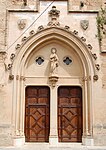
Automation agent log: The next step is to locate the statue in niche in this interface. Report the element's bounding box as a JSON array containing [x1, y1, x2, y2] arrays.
[[49, 48, 59, 77]]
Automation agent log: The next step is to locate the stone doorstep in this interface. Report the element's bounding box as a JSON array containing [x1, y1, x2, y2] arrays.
[[0, 144, 106, 150]]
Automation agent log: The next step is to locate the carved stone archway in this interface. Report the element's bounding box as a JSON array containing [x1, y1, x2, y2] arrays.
[[11, 26, 97, 146]]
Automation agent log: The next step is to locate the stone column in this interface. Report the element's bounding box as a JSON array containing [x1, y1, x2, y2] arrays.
[[82, 77, 94, 146], [49, 86, 58, 145], [19, 76, 26, 140]]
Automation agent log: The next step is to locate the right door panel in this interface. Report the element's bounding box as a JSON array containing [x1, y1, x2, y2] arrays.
[[58, 86, 82, 142]]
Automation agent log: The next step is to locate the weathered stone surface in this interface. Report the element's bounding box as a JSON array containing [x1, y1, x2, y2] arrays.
[[68, 0, 102, 11]]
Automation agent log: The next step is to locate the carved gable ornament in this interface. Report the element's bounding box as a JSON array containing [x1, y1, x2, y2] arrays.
[[48, 6, 60, 26], [17, 19, 27, 30], [80, 20, 89, 30]]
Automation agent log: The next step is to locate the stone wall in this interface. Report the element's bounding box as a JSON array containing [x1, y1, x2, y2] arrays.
[[0, 0, 105, 49]]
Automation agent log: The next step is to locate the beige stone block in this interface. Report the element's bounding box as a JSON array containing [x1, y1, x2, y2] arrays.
[[101, 38, 106, 52], [0, 124, 12, 146], [94, 134, 106, 146], [68, 0, 102, 11], [101, 63, 106, 74], [102, 75, 106, 89]]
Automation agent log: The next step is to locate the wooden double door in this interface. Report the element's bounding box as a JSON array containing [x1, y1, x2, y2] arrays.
[[25, 86, 82, 142]]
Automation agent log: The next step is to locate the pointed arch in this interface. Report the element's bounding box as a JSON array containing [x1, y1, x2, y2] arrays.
[[12, 26, 95, 145], [13, 27, 95, 77]]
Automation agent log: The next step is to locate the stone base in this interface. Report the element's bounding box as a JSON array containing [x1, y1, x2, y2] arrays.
[[82, 136, 94, 146], [49, 135, 58, 146], [13, 136, 25, 146]]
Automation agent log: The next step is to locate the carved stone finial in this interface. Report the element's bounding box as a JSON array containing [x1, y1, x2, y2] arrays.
[[49, 6, 60, 17], [48, 6, 60, 26]]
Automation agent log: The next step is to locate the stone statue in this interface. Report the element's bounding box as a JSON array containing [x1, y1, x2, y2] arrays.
[[50, 48, 59, 77]]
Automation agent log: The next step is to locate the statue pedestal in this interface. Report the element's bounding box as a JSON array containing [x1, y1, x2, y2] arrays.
[[49, 75, 58, 87]]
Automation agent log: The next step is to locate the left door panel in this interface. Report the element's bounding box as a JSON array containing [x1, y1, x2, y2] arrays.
[[25, 86, 50, 142]]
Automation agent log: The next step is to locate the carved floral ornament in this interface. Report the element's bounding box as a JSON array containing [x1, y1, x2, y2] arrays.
[[7, 6, 100, 82]]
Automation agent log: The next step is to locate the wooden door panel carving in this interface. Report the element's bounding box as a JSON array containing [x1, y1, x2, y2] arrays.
[[25, 86, 50, 142], [58, 86, 82, 142]]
